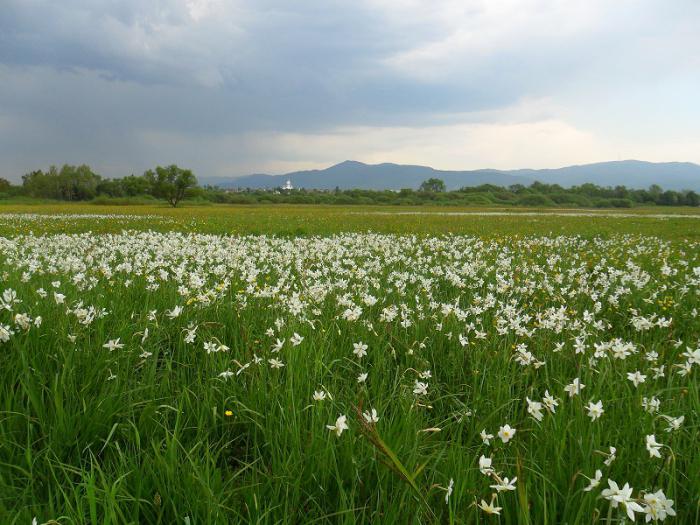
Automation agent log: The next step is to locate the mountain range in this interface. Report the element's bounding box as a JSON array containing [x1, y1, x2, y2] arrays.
[[204, 160, 700, 191]]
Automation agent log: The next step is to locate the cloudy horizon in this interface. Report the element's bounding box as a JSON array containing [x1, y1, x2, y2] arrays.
[[1, 0, 699, 182]]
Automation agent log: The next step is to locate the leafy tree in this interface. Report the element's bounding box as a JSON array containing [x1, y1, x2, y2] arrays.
[[121, 174, 153, 197], [659, 190, 679, 206], [419, 178, 446, 192], [0, 177, 11, 193], [22, 164, 100, 200], [684, 191, 700, 207], [144, 165, 197, 207]]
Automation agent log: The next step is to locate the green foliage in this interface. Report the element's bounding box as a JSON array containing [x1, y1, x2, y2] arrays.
[[144, 165, 197, 207], [0, 227, 697, 523], [4, 166, 699, 208], [22, 164, 101, 200], [419, 177, 446, 192]]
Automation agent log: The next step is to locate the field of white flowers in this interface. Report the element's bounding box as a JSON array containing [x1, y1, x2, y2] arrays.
[[1, 226, 698, 523]]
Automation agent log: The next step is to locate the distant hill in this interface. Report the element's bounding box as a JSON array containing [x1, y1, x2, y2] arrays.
[[205, 160, 700, 191]]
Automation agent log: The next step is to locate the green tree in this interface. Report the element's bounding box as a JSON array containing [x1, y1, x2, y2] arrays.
[[21, 164, 101, 200], [145, 165, 197, 207], [419, 178, 446, 192], [121, 174, 154, 196], [0, 177, 11, 193], [684, 191, 700, 207]]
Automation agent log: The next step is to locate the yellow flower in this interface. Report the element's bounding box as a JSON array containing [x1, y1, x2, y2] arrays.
[[225, 410, 233, 417]]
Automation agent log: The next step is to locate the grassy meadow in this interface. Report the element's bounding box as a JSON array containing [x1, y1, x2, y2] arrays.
[[1, 202, 700, 238], [0, 204, 698, 524]]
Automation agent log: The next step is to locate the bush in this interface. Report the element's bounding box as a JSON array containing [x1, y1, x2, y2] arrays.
[[516, 194, 556, 207], [609, 198, 633, 208]]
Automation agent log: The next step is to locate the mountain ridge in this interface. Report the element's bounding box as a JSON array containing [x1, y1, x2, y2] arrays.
[[203, 160, 700, 191]]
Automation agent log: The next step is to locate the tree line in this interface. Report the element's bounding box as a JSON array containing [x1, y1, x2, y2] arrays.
[[0, 165, 197, 207], [0, 166, 698, 208]]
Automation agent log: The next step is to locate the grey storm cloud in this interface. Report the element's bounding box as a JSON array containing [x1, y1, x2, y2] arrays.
[[1, 0, 699, 180]]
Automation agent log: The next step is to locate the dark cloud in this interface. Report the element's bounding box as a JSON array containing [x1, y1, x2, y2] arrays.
[[1, 1, 698, 180]]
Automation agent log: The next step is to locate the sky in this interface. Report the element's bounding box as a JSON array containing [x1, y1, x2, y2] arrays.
[[1, 0, 699, 182]]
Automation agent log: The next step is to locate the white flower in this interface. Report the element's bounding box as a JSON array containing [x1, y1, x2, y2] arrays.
[[479, 455, 494, 475], [603, 446, 617, 466], [583, 469, 602, 492], [362, 408, 379, 424], [542, 390, 559, 413], [0, 324, 14, 343], [413, 380, 428, 396], [444, 478, 454, 504], [102, 338, 124, 352], [642, 396, 660, 414], [477, 499, 502, 515], [564, 377, 585, 397], [480, 429, 494, 446], [627, 370, 647, 387], [353, 341, 368, 358], [645, 434, 663, 458], [649, 364, 665, 379], [498, 424, 516, 444], [290, 333, 304, 346], [643, 489, 676, 522], [312, 390, 327, 401], [218, 370, 234, 380], [586, 400, 604, 421], [268, 358, 285, 369], [357, 372, 368, 383], [166, 305, 183, 319], [601, 479, 644, 521], [662, 415, 684, 432], [271, 338, 285, 353], [326, 414, 348, 437], [526, 397, 544, 421], [490, 476, 517, 492]]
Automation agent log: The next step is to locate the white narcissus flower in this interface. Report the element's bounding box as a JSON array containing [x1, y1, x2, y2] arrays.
[[479, 455, 494, 476], [480, 429, 494, 446], [583, 469, 602, 492], [362, 408, 379, 424], [663, 415, 684, 432], [526, 397, 544, 421], [490, 476, 517, 492], [645, 434, 663, 458], [601, 480, 644, 521], [477, 499, 502, 515], [498, 424, 516, 444], [627, 370, 647, 387], [444, 478, 454, 504], [603, 446, 617, 466], [353, 341, 368, 358], [326, 414, 348, 437], [413, 381, 428, 395], [166, 305, 182, 318], [586, 400, 604, 421], [542, 390, 559, 413], [102, 338, 124, 352], [643, 489, 676, 522], [268, 358, 285, 369], [564, 377, 585, 397]]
